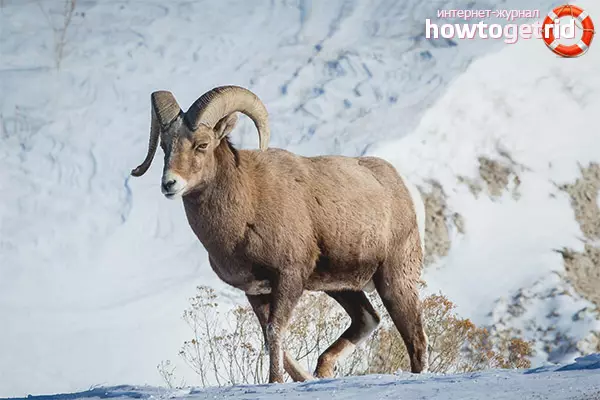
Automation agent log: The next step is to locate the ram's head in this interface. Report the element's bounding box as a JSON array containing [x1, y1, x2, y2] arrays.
[[131, 86, 270, 199]]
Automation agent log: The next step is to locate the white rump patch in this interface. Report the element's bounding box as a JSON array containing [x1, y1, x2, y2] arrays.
[[398, 173, 426, 255]]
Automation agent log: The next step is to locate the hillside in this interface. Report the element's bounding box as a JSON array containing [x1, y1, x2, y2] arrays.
[[1, 0, 599, 397]]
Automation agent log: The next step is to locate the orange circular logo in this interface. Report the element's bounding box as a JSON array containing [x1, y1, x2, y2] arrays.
[[542, 4, 595, 57]]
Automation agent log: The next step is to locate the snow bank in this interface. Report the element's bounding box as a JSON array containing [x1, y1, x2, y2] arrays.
[[5, 356, 600, 400]]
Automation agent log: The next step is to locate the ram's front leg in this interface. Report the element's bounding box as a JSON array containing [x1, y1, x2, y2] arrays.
[[246, 293, 313, 382], [267, 270, 304, 383]]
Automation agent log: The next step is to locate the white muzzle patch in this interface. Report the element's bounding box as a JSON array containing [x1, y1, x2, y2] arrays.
[[161, 171, 188, 199]]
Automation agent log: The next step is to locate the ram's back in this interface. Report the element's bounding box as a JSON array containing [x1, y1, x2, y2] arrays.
[[249, 149, 418, 276]]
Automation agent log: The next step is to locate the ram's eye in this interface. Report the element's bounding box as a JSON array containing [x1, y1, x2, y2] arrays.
[[195, 143, 209, 151]]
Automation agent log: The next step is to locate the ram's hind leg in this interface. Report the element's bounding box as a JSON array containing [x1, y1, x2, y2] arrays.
[[246, 294, 313, 382], [373, 256, 428, 373], [314, 290, 380, 378]]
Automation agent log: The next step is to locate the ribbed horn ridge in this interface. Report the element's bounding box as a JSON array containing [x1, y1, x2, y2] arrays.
[[151, 91, 182, 128], [131, 91, 182, 177], [185, 86, 270, 150]]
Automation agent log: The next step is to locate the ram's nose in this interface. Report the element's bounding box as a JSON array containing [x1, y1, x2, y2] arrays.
[[161, 171, 187, 199], [162, 179, 176, 193]]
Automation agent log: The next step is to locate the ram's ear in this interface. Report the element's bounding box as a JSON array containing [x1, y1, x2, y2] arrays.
[[213, 113, 239, 140]]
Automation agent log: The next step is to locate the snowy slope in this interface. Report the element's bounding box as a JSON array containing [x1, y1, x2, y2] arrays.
[[1, 0, 597, 397], [4, 355, 600, 400]]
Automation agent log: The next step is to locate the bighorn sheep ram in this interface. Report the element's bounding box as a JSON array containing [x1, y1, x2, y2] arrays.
[[131, 86, 428, 383]]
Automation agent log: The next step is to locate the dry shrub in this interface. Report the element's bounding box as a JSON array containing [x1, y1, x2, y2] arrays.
[[170, 287, 532, 388], [178, 287, 267, 386], [285, 291, 348, 367], [177, 287, 351, 386], [157, 360, 185, 389], [368, 294, 533, 374]]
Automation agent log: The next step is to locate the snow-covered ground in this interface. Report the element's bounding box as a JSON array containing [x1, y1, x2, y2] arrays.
[[5, 355, 600, 400], [1, 0, 599, 397]]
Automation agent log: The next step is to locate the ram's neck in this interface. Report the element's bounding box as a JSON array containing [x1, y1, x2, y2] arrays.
[[181, 140, 255, 252]]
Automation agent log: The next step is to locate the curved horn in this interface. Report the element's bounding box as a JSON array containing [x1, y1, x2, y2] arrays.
[[185, 86, 270, 151], [131, 91, 182, 177]]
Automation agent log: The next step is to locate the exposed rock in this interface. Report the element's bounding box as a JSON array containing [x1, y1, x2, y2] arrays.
[[458, 152, 522, 200], [457, 175, 483, 198], [420, 180, 464, 266], [559, 163, 600, 240], [479, 156, 512, 198], [557, 163, 600, 308], [556, 245, 600, 308]]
